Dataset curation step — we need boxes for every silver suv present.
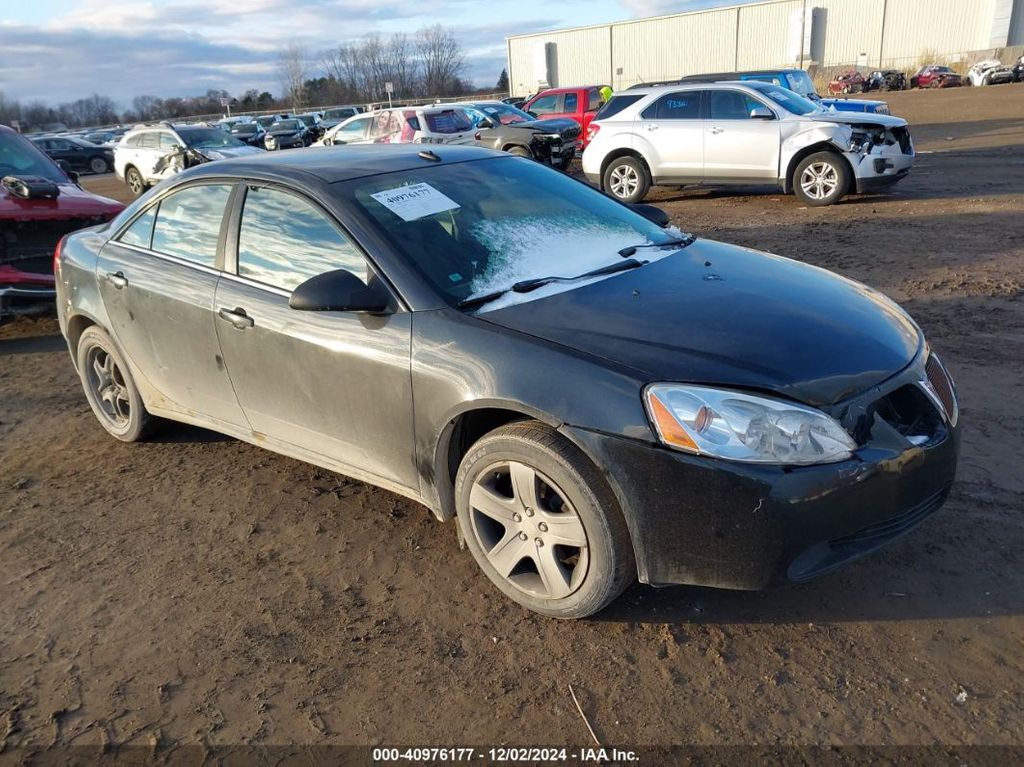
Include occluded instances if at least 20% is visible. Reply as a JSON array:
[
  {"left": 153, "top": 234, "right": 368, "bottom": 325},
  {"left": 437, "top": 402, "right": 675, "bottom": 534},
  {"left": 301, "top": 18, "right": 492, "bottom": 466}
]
[
  {"left": 582, "top": 81, "right": 914, "bottom": 206},
  {"left": 114, "top": 123, "right": 262, "bottom": 197}
]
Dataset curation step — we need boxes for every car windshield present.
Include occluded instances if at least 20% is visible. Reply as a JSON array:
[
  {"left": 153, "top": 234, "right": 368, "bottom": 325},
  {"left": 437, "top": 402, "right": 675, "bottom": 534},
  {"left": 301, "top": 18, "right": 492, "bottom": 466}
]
[
  {"left": 274, "top": 120, "right": 303, "bottom": 131},
  {"left": 746, "top": 82, "right": 821, "bottom": 115},
  {"left": 324, "top": 108, "right": 356, "bottom": 120},
  {"left": 784, "top": 70, "right": 820, "bottom": 98},
  {"left": 231, "top": 123, "right": 259, "bottom": 135},
  {"left": 0, "top": 130, "right": 66, "bottom": 183},
  {"left": 475, "top": 103, "right": 533, "bottom": 125},
  {"left": 337, "top": 156, "right": 685, "bottom": 311},
  {"left": 178, "top": 127, "right": 247, "bottom": 149}
]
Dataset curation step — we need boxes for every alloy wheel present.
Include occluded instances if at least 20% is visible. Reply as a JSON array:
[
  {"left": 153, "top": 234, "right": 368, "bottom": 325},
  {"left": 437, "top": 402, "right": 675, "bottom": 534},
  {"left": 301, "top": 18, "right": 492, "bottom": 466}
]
[
  {"left": 608, "top": 163, "right": 640, "bottom": 199},
  {"left": 85, "top": 346, "right": 131, "bottom": 429},
  {"left": 467, "top": 460, "right": 589, "bottom": 600},
  {"left": 126, "top": 168, "right": 143, "bottom": 195},
  {"left": 799, "top": 162, "right": 839, "bottom": 201}
]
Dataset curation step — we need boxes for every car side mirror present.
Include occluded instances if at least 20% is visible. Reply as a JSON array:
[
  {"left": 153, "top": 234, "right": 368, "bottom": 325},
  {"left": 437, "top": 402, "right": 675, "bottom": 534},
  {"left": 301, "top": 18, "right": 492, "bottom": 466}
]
[
  {"left": 629, "top": 203, "right": 670, "bottom": 227},
  {"left": 749, "top": 107, "right": 775, "bottom": 120},
  {"left": 289, "top": 269, "right": 391, "bottom": 313},
  {"left": 55, "top": 159, "right": 79, "bottom": 183},
  {"left": 477, "top": 117, "right": 496, "bottom": 129}
]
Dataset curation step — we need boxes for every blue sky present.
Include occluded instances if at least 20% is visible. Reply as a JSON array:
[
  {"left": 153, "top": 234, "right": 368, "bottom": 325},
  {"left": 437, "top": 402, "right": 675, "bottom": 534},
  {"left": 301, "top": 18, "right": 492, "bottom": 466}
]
[{"left": 0, "top": 0, "right": 755, "bottom": 107}]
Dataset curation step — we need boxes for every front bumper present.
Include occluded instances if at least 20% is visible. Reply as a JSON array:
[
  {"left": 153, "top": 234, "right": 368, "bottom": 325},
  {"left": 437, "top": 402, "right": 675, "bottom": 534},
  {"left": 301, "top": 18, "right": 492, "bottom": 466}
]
[
  {"left": 848, "top": 142, "right": 914, "bottom": 194},
  {"left": 564, "top": 362, "right": 960, "bottom": 590}
]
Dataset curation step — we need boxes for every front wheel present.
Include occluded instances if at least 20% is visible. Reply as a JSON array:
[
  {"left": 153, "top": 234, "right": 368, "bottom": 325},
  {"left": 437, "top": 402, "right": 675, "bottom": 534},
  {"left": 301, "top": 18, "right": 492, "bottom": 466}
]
[
  {"left": 125, "top": 166, "right": 145, "bottom": 197},
  {"left": 455, "top": 421, "right": 635, "bottom": 619},
  {"left": 77, "top": 326, "right": 154, "bottom": 442},
  {"left": 602, "top": 155, "right": 650, "bottom": 203},
  {"left": 793, "top": 152, "right": 849, "bottom": 206},
  {"left": 506, "top": 145, "right": 533, "bottom": 159}
]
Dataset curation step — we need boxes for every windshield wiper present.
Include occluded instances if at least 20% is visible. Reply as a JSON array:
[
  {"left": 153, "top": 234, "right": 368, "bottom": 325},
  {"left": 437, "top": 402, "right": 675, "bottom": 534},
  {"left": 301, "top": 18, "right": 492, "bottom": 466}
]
[
  {"left": 457, "top": 258, "right": 646, "bottom": 311},
  {"left": 617, "top": 235, "right": 695, "bottom": 258}
]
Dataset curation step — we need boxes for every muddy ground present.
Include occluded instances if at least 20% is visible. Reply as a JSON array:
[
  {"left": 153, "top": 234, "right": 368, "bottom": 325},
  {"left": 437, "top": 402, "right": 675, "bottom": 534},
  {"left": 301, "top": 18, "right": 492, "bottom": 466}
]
[{"left": 1, "top": 84, "right": 1022, "bottom": 753}]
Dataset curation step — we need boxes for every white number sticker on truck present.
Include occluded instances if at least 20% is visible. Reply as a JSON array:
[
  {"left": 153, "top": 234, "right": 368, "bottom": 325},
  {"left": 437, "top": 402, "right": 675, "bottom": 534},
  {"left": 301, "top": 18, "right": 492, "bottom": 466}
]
[{"left": 369, "top": 182, "right": 460, "bottom": 221}]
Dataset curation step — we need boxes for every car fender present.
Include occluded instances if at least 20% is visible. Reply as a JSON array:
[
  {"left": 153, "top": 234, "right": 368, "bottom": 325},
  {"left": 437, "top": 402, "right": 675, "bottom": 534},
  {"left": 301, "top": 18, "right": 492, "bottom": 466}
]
[
  {"left": 56, "top": 229, "right": 114, "bottom": 366},
  {"left": 780, "top": 122, "right": 852, "bottom": 184}
]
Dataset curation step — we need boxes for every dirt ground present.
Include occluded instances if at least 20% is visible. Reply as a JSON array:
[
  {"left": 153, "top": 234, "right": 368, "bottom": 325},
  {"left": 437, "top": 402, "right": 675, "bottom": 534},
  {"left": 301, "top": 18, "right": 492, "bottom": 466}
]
[{"left": 2, "top": 85, "right": 1023, "bottom": 754}]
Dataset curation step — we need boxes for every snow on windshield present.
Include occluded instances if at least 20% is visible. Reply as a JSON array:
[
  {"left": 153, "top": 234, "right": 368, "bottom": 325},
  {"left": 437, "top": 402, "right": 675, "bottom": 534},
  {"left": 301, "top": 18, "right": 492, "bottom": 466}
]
[{"left": 465, "top": 213, "right": 681, "bottom": 312}]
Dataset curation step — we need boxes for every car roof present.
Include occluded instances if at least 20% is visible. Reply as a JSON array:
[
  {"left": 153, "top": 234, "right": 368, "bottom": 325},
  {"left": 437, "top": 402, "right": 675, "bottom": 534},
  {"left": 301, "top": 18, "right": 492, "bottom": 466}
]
[{"left": 178, "top": 144, "right": 502, "bottom": 184}]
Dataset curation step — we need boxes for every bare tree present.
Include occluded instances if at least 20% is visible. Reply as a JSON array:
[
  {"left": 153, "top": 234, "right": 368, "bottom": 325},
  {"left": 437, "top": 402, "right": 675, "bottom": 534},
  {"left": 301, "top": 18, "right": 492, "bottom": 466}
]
[
  {"left": 415, "top": 25, "right": 466, "bottom": 97},
  {"left": 278, "top": 43, "right": 309, "bottom": 110}
]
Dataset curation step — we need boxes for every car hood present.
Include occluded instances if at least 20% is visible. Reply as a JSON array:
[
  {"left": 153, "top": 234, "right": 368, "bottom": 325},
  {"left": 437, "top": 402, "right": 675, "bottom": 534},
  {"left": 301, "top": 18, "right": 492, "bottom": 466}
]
[
  {"left": 0, "top": 181, "right": 124, "bottom": 222},
  {"left": 500, "top": 118, "right": 580, "bottom": 136},
  {"left": 478, "top": 239, "right": 921, "bottom": 407},
  {"left": 807, "top": 110, "right": 907, "bottom": 128}
]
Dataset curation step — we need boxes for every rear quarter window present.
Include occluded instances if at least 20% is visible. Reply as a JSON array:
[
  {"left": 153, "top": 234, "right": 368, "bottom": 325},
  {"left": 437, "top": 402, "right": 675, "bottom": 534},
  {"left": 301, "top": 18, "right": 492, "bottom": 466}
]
[{"left": 596, "top": 94, "right": 644, "bottom": 120}]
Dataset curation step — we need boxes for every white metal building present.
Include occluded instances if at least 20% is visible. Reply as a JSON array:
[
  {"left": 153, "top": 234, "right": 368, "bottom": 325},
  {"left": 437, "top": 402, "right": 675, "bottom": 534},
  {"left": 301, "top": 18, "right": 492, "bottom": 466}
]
[{"left": 506, "top": 0, "right": 1024, "bottom": 94}]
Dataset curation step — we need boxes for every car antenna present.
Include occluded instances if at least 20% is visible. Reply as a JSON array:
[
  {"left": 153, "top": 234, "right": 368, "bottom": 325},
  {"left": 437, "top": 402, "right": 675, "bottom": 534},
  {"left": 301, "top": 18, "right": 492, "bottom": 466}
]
[{"left": 418, "top": 150, "right": 441, "bottom": 162}]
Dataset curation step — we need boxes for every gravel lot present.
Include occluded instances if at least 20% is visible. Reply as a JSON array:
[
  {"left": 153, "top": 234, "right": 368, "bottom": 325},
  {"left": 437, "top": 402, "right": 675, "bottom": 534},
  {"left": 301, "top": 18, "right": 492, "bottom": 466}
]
[{"left": 2, "top": 84, "right": 1023, "bottom": 752}]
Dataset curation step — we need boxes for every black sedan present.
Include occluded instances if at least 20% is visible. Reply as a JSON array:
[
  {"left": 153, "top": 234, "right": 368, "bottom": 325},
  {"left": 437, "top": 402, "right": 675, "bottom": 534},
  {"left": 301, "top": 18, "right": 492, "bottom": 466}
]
[
  {"left": 263, "top": 118, "right": 311, "bottom": 150},
  {"left": 31, "top": 136, "right": 114, "bottom": 174},
  {"left": 54, "top": 146, "right": 959, "bottom": 618},
  {"left": 228, "top": 121, "right": 267, "bottom": 147}
]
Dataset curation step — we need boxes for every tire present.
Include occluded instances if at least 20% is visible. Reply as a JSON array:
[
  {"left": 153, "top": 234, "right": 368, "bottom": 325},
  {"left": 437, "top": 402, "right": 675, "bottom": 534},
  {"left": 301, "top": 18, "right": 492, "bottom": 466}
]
[
  {"left": 455, "top": 421, "right": 635, "bottom": 619},
  {"left": 982, "top": 75, "right": 991, "bottom": 87},
  {"left": 89, "top": 156, "right": 109, "bottom": 174},
  {"left": 506, "top": 145, "right": 532, "bottom": 159},
  {"left": 792, "top": 151, "right": 850, "bottom": 207},
  {"left": 125, "top": 166, "right": 146, "bottom": 198},
  {"left": 602, "top": 155, "right": 650, "bottom": 203},
  {"left": 76, "top": 326, "right": 154, "bottom": 442}
]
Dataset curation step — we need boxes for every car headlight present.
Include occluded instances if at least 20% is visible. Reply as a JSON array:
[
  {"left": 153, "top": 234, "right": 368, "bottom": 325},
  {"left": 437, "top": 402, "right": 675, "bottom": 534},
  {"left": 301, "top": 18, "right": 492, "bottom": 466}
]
[{"left": 644, "top": 384, "right": 857, "bottom": 465}]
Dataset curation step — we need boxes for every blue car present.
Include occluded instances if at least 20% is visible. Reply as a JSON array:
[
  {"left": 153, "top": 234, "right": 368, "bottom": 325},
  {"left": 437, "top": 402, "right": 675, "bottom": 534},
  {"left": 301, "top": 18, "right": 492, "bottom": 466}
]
[{"left": 676, "top": 69, "right": 890, "bottom": 115}]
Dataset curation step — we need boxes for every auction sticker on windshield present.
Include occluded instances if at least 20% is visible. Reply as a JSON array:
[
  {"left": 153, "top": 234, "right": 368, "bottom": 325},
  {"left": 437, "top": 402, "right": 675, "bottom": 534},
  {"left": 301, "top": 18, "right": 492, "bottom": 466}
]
[{"left": 370, "top": 182, "right": 460, "bottom": 221}]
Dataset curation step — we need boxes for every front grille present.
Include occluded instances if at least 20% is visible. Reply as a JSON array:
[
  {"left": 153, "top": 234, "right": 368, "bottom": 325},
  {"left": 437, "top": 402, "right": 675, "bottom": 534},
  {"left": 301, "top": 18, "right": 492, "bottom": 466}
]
[
  {"left": 925, "top": 354, "right": 958, "bottom": 425},
  {"left": 1, "top": 217, "right": 97, "bottom": 267},
  {"left": 892, "top": 126, "right": 913, "bottom": 154},
  {"left": 788, "top": 484, "right": 951, "bottom": 581},
  {"left": 869, "top": 383, "right": 944, "bottom": 445}
]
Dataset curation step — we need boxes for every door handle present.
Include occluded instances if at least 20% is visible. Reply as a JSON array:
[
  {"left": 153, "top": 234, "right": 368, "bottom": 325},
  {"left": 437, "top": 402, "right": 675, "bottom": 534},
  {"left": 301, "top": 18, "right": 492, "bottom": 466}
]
[
  {"left": 645, "top": 124, "right": 659, "bottom": 131},
  {"left": 106, "top": 271, "right": 128, "bottom": 289},
  {"left": 709, "top": 126, "right": 724, "bottom": 135},
  {"left": 218, "top": 306, "right": 255, "bottom": 329}
]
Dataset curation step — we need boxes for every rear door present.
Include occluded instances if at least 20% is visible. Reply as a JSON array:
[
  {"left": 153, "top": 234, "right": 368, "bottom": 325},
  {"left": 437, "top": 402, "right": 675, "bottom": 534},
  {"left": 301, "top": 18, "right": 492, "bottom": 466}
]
[
  {"left": 703, "top": 88, "right": 782, "bottom": 182},
  {"left": 213, "top": 183, "right": 416, "bottom": 488},
  {"left": 636, "top": 90, "right": 705, "bottom": 182},
  {"left": 96, "top": 182, "right": 249, "bottom": 429}
]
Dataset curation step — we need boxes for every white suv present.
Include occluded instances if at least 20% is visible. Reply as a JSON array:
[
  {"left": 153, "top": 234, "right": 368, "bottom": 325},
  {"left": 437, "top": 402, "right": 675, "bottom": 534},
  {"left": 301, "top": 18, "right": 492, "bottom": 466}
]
[
  {"left": 114, "top": 123, "right": 262, "bottom": 197},
  {"left": 317, "top": 107, "right": 475, "bottom": 147},
  {"left": 582, "top": 81, "right": 914, "bottom": 206}
]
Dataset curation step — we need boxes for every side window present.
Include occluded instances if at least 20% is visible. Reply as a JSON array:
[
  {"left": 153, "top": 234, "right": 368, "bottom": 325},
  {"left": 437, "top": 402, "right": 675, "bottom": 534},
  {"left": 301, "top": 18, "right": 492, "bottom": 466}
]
[
  {"left": 51, "top": 139, "right": 73, "bottom": 151},
  {"left": 564, "top": 92, "right": 578, "bottom": 112},
  {"left": 118, "top": 207, "right": 158, "bottom": 249},
  {"left": 528, "top": 94, "right": 560, "bottom": 115},
  {"left": 641, "top": 91, "right": 703, "bottom": 120},
  {"left": 138, "top": 132, "right": 160, "bottom": 149},
  {"left": 588, "top": 89, "right": 603, "bottom": 111},
  {"left": 158, "top": 133, "right": 180, "bottom": 150},
  {"left": 236, "top": 186, "right": 368, "bottom": 292},
  {"left": 124, "top": 134, "right": 141, "bottom": 147},
  {"left": 338, "top": 118, "right": 368, "bottom": 140},
  {"left": 709, "top": 90, "right": 767, "bottom": 120},
  {"left": 150, "top": 184, "right": 232, "bottom": 267}
]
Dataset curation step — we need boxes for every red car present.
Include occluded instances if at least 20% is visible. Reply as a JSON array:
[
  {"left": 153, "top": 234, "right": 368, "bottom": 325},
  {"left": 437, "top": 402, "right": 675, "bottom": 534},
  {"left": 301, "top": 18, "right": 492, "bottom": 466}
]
[
  {"left": 523, "top": 85, "right": 608, "bottom": 149},
  {"left": 910, "top": 65, "right": 963, "bottom": 88},
  {"left": 828, "top": 70, "right": 865, "bottom": 94},
  {"left": 0, "top": 124, "right": 123, "bottom": 321}
]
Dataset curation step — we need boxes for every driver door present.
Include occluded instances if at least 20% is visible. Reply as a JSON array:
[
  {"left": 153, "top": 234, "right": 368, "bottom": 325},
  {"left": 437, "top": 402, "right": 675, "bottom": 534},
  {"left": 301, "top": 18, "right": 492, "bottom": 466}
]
[{"left": 703, "top": 88, "right": 781, "bottom": 181}]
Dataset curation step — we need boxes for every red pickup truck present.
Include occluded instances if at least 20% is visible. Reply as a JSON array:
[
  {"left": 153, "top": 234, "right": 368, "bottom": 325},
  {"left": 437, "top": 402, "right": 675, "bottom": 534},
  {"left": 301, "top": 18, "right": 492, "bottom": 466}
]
[{"left": 523, "top": 85, "right": 609, "bottom": 149}]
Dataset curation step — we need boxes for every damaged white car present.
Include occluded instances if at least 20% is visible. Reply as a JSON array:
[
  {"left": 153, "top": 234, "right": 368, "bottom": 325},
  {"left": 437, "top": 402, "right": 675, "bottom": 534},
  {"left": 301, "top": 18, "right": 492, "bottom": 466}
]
[
  {"left": 966, "top": 59, "right": 1015, "bottom": 87},
  {"left": 583, "top": 81, "right": 914, "bottom": 206}
]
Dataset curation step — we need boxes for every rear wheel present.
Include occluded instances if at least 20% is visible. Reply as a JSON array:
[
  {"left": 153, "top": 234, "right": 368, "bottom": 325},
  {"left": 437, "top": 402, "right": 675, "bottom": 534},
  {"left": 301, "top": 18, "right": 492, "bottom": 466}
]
[
  {"left": 602, "top": 155, "right": 650, "bottom": 203},
  {"left": 455, "top": 421, "right": 635, "bottom": 619},
  {"left": 793, "top": 151, "right": 849, "bottom": 206},
  {"left": 125, "top": 166, "right": 145, "bottom": 197},
  {"left": 89, "top": 156, "right": 109, "bottom": 174},
  {"left": 77, "top": 326, "right": 154, "bottom": 442}
]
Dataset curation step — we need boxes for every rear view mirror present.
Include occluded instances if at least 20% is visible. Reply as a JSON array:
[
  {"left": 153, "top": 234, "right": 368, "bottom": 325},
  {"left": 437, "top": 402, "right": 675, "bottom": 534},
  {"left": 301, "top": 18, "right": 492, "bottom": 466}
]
[
  {"left": 55, "top": 159, "right": 79, "bottom": 183},
  {"left": 750, "top": 107, "right": 775, "bottom": 120},
  {"left": 289, "top": 269, "right": 391, "bottom": 313},
  {"left": 629, "top": 203, "right": 670, "bottom": 228}
]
